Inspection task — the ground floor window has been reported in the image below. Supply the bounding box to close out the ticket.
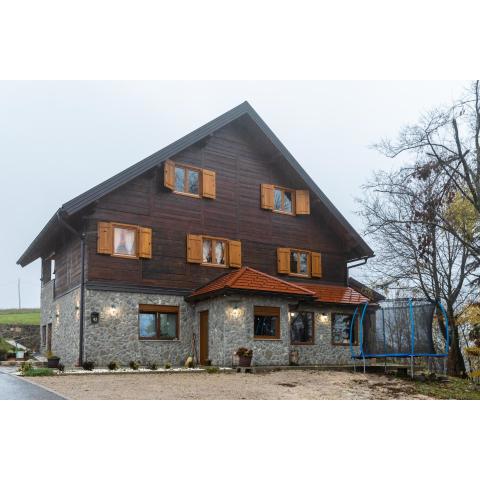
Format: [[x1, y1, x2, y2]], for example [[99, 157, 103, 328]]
[[254, 306, 280, 339], [331, 313, 357, 345], [290, 311, 314, 344], [138, 305, 179, 340]]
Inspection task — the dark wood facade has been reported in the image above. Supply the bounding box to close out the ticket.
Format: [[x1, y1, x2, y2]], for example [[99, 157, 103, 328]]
[[82, 120, 349, 294]]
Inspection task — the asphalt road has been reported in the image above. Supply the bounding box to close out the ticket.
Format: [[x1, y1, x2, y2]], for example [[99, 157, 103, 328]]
[[0, 367, 65, 400]]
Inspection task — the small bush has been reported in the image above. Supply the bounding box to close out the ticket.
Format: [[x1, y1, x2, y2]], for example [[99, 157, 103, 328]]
[[206, 366, 219, 374], [108, 361, 119, 371], [129, 360, 139, 370], [164, 362, 171, 370], [205, 359, 212, 366], [147, 362, 158, 371], [57, 363, 65, 373], [82, 361, 95, 371], [19, 362, 33, 375], [24, 368, 55, 377]]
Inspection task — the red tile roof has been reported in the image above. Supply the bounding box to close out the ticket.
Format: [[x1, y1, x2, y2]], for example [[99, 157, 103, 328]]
[[187, 267, 370, 305], [187, 267, 316, 300], [296, 282, 370, 305]]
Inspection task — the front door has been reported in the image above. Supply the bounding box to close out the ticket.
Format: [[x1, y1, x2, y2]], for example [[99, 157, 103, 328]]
[[199, 311, 209, 365]]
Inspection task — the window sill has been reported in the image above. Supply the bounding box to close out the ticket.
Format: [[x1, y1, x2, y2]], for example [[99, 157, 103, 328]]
[[139, 339, 181, 342], [254, 337, 282, 341], [112, 254, 139, 260], [201, 263, 228, 268], [291, 342, 315, 346], [173, 191, 201, 199], [288, 273, 310, 278], [272, 209, 295, 216]]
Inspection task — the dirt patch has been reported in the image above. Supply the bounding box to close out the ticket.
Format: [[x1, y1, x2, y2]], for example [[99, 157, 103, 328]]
[[26, 370, 433, 400]]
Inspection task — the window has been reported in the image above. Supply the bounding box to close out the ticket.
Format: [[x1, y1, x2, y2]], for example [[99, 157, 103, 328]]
[[174, 165, 200, 196], [41, 325, 47, 347], [254, 306, 280, 340], [290, 249, 310, 276], [331, 313, 357, 346], [202, 237, 227, 266], [113, 225, 137, 258], [290, 311, 314, 344], [273, 186, 295, 214], [138, 305, 179, 340]]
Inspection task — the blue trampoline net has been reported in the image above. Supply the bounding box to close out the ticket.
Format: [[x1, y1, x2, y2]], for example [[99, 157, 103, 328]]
[[352, 299, 448, 359]]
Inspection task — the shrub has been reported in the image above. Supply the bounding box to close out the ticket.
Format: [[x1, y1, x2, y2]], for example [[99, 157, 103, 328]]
[[129, 361, 139, 370], [19, 361, 33, 375], [108, 361, 119, 371], [164, 362, 171, 370], [184, 356, 194, 368], [24, 368, 55, 377], [205, 359, 212, 366], [82, 361, 95, 371], [147, 362, 158, 370], [57, 363, 65, 373], [235, 347, 253, 357], [206, 366, 219, 374]]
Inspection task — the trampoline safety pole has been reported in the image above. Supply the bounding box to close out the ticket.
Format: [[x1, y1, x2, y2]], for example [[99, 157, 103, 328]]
[[409, 298, 415, 379]]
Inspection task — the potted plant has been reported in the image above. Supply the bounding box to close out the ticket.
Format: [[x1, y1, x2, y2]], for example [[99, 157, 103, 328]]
[[235, 347, 253, 367], [46, 351, 61, 368]]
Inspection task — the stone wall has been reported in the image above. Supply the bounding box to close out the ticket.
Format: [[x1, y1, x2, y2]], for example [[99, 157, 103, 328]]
[[0, 324, 40, 351], [40, 281, 80, 366], [84, 289, 194, 367]]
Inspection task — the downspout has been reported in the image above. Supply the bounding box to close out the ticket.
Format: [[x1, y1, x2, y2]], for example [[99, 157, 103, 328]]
[[56, 211, 86, 366], [346, 255, 371, 286]]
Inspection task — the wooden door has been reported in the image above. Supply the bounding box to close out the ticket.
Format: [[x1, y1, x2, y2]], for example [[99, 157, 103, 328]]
[[47, 323, 52, 351], [199, 311, 209, 365]]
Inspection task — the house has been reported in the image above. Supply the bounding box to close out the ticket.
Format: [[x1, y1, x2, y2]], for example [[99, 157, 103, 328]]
[[17, 101, 376, 367]]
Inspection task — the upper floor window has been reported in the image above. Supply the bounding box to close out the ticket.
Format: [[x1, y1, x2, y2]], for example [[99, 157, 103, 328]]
[[97, 222, 152, 259], [187, 234, 241, 268], [175, 165, 200, 196], [164, 160, 216, 199], [277, 247, 322, 278], [261, 184, 310, 215], [273, 186, 295, 214]]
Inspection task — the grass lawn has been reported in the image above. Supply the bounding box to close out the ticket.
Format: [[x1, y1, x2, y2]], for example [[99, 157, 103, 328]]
[[0, 309, 40, 325], [413, 377, 480, 400]]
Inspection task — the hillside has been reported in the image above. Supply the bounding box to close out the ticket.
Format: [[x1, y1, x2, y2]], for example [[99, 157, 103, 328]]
[[0, 309, 40, 325]]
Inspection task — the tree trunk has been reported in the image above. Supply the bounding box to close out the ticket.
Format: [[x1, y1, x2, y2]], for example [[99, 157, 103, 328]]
[[446, 316, 466, 377]]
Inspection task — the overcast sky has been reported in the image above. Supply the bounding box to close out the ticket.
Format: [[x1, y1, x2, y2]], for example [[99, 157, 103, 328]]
[[0, 81, 467, 308]]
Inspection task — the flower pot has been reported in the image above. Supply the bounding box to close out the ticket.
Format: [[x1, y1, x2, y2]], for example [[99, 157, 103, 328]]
[[238, 355, 252, 367], [47, 357, 60, 368]]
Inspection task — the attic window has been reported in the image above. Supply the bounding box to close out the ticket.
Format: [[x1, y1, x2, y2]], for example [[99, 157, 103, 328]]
[[113, 225, 137, 258], [175, 165, 200, 196], [273, 187, 294, 214]]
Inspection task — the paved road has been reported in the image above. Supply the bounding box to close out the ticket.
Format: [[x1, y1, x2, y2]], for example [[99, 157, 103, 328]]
[[0, 367, 65, 400]]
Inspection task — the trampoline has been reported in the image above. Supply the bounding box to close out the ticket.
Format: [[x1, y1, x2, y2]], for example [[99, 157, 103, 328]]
[[349, 298, 449, 377]]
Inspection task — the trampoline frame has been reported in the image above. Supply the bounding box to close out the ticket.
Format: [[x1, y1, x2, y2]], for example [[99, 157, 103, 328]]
[[349, 298, 450, 377]]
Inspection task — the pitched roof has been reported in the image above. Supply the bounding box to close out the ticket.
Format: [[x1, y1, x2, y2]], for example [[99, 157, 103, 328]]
[[295, 282, 370, 305], [17, 101, 373, 267], [186, 267, 317, 301]]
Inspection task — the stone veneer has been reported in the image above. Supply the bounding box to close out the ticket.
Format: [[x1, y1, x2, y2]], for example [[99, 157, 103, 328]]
[[40, 283, 364, 367]]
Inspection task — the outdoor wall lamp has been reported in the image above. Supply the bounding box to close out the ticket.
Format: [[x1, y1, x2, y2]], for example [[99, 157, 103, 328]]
[[110, 304, 117, 316], [231, 304, 240, 317], [91, 312, 99, 324]]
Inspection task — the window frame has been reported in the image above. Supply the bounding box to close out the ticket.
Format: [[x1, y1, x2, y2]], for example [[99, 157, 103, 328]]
[[173, 163, 202, 198], [201, 236, 229, 268], [290, 311, 315, 345], [289, 249, 311, 277], [331, 312, 358, 346], [111, 222, 139, 259], [253, 306, 281, 340], [138, 304, 180, 341], [273, 186, 296, 215], [41, 324, 47, 347]]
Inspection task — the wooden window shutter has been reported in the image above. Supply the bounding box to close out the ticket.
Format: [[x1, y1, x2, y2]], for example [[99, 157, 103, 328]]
[[164, 160, 175, 190], [295, 190, 310, 215], [97, 222, 113, 255], [261, 184, 274, 210], [202, 169, 216, 199], [277, 247, 290, 274], [138, 227, 152, 259], [311, 251, 322, 278], [228, 240, 242, 268], [187, 234, 202, 263]]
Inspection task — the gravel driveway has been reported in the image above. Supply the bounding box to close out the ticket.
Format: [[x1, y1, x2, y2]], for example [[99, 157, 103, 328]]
[[27, 370, 432, 400]]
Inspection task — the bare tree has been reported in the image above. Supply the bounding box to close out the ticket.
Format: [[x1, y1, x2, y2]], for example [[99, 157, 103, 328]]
[[359, 167, 476, 376], [374, 81, 480, 265]]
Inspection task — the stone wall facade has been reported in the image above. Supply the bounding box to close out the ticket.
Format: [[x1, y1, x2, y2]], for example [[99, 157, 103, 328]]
[[40, 284, 364, 367]]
